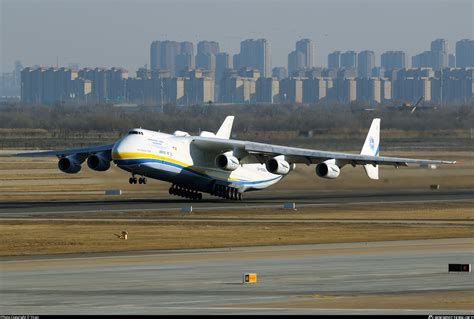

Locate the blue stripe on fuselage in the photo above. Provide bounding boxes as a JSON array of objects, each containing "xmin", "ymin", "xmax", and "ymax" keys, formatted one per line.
[{"xmin": 114, "ymin": 158, "xmax": 281, "ymax": 185}]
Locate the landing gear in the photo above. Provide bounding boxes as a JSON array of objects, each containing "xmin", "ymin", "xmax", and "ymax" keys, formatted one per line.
[
  {"xmin": 169, "ymin": 184, "xmax": 203, "ymax": 200},
  {"xmin": 211, "ymin": 184, "xmax": 243, "ymax": 201},
  {"xmin": 129, "ymin": 175, "xmax": 146, "ymax": 185}
]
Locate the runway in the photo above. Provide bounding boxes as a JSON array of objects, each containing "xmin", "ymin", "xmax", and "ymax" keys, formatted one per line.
[
  {"xmin": 1, "ymin": 238, "xmax": 473, "ymax": 315},
  {"xmin": 0, "ymin": 188, "xmax": 473, "ymax": 217}
]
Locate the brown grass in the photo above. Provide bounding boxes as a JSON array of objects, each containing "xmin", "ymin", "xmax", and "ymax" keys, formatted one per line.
[
  {"xmin": 0, "ymin": 150, "xmax": 473, "ymax": 257},
  {"xmin": 0, "ymin": 149, "xmax": 472, "ymax": 201},
  {"xmin": 1, "ymin": 218, "xmax": 473, "ymax": 256}
]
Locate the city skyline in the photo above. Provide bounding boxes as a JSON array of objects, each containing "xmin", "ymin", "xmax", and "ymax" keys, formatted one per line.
[{"xmin": 1, "ymin": 0, "xmax": 473, "ymax": 73}]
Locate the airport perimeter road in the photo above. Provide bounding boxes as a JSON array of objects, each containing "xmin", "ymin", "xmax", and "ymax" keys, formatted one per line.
[
  {"xmin": 0, "ymin": 188, "xmax": 473, "ymax": 217},
  {"xmin": 1, "ymin": 238, "xmax": 473, "ymax": 315}
]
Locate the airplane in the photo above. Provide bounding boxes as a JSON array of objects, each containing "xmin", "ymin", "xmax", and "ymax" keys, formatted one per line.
[
  {"xmin": 17, "ymin": 117, "xmax": 455, "ymax": 201},
  {"xmin": 387, "ymin": 96, "xmax": 435, "ymax": 113}
]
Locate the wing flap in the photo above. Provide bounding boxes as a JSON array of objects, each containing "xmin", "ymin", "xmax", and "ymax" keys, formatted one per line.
[
  {"xmin": 192, "ymin": 137, "xmax": 454, "ymax": 167},
  {"xmin": 245, "ymin": 143, "xmax": 454, "ymax": 166}
]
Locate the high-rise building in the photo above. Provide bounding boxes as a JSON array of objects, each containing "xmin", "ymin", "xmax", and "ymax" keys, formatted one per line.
[
  {"xmin": 296, "ymin": 39, "xmax": 316, "ymax": 69},
  {"xmin": 196, "ymin": 53, "xmax": 216, "ymax": 76},
  {"xmin": 215, "ymin": 53, "xmax": 233, "ymax": 82},
  {"xmin": 288, "ymin": 50, "xmax": 305, "ymax": 76},
  {"xmin": 303, "ymin": 78, "xmax": 326, "ymax": 104},
  {"xmin": 236, "ymin": 39, "xmax": 271, "ymax": 77},
  {"xmin": 340, "ymin": 51, "xmax": 357, "ymax": 69},
  {"xmin": 430, "ymin": 39, "xmax": 449, "ymax": 70},
  {"xmin": 280, "ymin": 78, "xmax": 304, "ymax": 103},
  {"xmin": 161, "ymin": 41, "xmax": 181, "ymax": 76},
  {"xmin": 381, "ymin": 51, "xmax": 406, "ymax": 70},
  {"xmin": 256, "ymin": 77, "xmax": 280, "ymax": 103},
  {"xmin": 328, "ymin": 51, "xmax": 341, "ymax": 69},
  {"xmin": 412, "ymin": 51, "xmax": 430, "ymax": 68},
  {"xmin": 150, "ymin": 41, "xmax": 161, "ymax": 71},
  {"xmin": 176, "ymin": 54, "xmax": 195, "ymax": 73},
  {"xmin": 197, "ymin": 41, "xmax": 220, "ymax": 55},
  {"xmin": 288, "ymin": 38, "xmax": 316, "ymax": 75},
  {"xmin": 175, "ymin": 41, "xmax": 195, "ymax": 73},
  {"xmin": 431, "ymin": 38, "xmax": 448, "ymax": 53},
  {"xmin": 356, "ymin": 77, "xmax": 381, "ymax": 104},
  {"xmin": 107, "ymin": 67, "xmax": 128, "ymax": 102},
  {"xmin": 448, "ymin": 54, "xmax": 456, "ymax": 68},
  {"xmin": 150, "ymin": 41, "xmax": 194, "ymax": 76},
  {"xmin": 21, "ymin": 67, "xmax": 93, "ymax": 104},
  {"xmin": 196, "ymin": 41, "xmax": 220, "ymax": 78},
  {"xmin": 184, "ymin": 71, "xmax": 214, "ymax": 105},
  {"xmin": 219, "ymin": 69, "xmax": 257, "ymax": 104},
  {"xmin": 412, "ymin": 39, "xmax": 450, "ymax": 71},
  {"xmin": 455, "ymin": 39, "xmax": 474, "ymax": 67},
  {"xmin": 357, "ymin": 50, "xmax": 375, "ymax": 78},
  {"xmin": 180, "ymin": 41, "xmax": 194, "ymax": 55},
  {"xmin": 14, "ymin": 60, "xmax": 23, "ymax": 86},
  {"xmin": 272, "ymin": 67, "xmax": 288, "ymax": 80}
]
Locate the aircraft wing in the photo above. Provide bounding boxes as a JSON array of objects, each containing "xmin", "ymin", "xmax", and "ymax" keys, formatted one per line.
[
  {"xmin": 16, "ymin": 143, "xmax": 115, "ymax": 157},
  {"xmin": 191, "ymin": 136, "xmax": 455, "ymax": 167}
]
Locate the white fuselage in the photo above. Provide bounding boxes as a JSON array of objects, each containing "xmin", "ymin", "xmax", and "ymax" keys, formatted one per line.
[{"xmin": 111, "ymin": 128, "xmax": 283, "ymax": 193}]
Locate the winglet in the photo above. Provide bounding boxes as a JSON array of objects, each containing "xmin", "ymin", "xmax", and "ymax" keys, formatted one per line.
[
  {"xmin": 216, "ymin": 116, "xmax": 234, "ymax": 139},
  {"xmin": 360, "ymin": 118, "xmax": 380, "ymax": 180}
]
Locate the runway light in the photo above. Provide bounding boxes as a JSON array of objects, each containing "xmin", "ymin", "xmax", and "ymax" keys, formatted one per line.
[
  {"xmin": 114, "ymin": 231, "xmax": 128, "ymax": 240},
  {"xmin": 283, "ymin": 202, "xmax": 296, "ymax": 210},
  {"xmin": 181, "ymin": 206, "xmax": 193, "ymax": 213},
  {"xmin": 243, "ymin": 273, "xmax": 257, "ymax": 284},
  {"xmin": 105, "ymin": 189, "xmax": 122, "ymax": 195},
  {"xmin": 448, "ymin": 264, "xmax": 471, "ymax": 272}
]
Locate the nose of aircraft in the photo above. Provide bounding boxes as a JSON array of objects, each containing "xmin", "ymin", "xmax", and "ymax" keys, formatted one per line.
[{"xmin": 112, "ymin": 135, "xmax": 138, "ymax": 162}]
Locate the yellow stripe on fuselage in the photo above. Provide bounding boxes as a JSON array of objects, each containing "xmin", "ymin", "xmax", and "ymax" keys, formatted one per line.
[
  {"xmin": 112, "ymin": 151, "xmax": 189, "ymax": 168},
  {"xmin": 112, "ymin": 151, "xmax": 263, "ymax": 183}
]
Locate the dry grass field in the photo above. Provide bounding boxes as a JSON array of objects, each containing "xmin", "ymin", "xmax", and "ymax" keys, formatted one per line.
[
  {"xmin": 0, "ymin": 149, "xmax": 472, "ymax": 201},
  {"xmin": 0, "ymin": 149, "xmax": 472, "ymax": 256},
  {"xmin": 1, "ymin": 217, "xmax": 473, "ymax": 256}
]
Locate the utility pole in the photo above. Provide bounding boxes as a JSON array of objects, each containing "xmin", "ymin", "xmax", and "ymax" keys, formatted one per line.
[{"xmin": 160, "ymin": 80, "xmax": 164, "ymax": 113}]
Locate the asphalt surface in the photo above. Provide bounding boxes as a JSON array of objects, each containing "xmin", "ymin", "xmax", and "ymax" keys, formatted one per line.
[
  {"xmin": 0, "ymin": 188, "xmax": 473, "ymax": 217},
  {"xmin": 1, "ymin": 238, "xmax": 473, "ymax": 315}
]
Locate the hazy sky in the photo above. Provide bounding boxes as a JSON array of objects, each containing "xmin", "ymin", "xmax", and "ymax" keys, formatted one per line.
[{"xmin": 1, "ymin": 0, "xmax": 473, "ymax": 73}]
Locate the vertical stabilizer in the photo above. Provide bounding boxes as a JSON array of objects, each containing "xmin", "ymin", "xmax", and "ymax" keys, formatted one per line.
[
  {"xmin": 361, "ymin": 118, "xmax": 380, "ymax": 180},
  {"xmin": 216, "ymin": 116, "xmax": 234, "ymax": 139}
]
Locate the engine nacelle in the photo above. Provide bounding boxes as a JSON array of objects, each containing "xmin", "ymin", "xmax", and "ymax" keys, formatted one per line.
[
  {"xmin": 87, "ymin": 152, "xmax": 111, "ymax": 172},
  {"xmin": 265, "ymin": 158, "xmax": 291, "ymax": 175},
  {"xmin": 315, "ymin": 161, "xmax": 340, "ymax": 179},
  {"xmin": 58, "ymin": 155, "xmax": 82, "ymax": 174},
  {"xmin": 215, "ymin": 153, "xmax": 240, "ymax": 171}
]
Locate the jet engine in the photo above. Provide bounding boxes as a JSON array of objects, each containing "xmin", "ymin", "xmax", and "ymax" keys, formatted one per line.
[
  {"xmin": 87, "ymin": 152, "xmax": 111, "ymax": 171},
  {"xmin": 215, "ymin": 153, "xmax": 240, "ymax": 171},
  {"xmin": 265, "ymin": 158, "xmax": 291, "ymax": 175},
  {"xmin": 315, "ymin": 161, "xmax": 340, "ymax": 179},
  {"xmin": 58, "ymin": 155, "xmax": 82, "ymax": 174}
]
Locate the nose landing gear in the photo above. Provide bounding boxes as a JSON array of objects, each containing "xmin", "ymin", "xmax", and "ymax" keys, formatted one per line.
[{"xmin": 129, "ymin": 175, "xmax": 147, "ymax": 185}]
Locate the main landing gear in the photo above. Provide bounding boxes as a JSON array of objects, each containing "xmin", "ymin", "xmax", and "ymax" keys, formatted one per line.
[
  {"xmin": 129, "ymin": 175, "xmax": 147, "ymax": 184},
  {"xmin": 210, "ymin": 184, "xmax": 242, "ymax": 201},
  {"xmin": 169, "ymin": 184, "xmax": 202, "ymax": 200}
]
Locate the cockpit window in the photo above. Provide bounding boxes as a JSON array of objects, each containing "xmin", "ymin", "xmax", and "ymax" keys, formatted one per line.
[{"xmin": 128, "ymin": 130, "xmax": 144, "ymax": 135}]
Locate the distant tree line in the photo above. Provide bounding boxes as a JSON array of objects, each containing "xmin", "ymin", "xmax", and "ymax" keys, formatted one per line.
[{"xmin": 0, "ymin": 103, "xmax": 472, "ymax": 135}]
